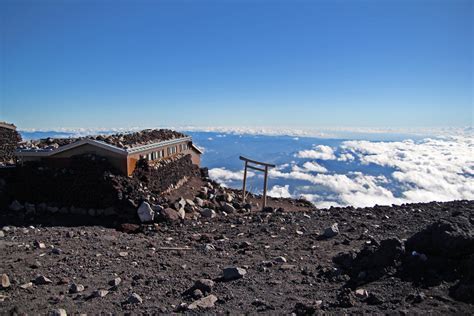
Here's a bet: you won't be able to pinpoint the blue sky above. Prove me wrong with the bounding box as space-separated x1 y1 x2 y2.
1 0 472 130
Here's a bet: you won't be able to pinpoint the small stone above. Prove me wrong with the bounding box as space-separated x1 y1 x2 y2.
34 275 53 285
193 289 203 299
177 208 186 220
322 223 339 238
51 247 63 255
137 201 154 223
0 230 4 238
221 203 235 214
1 274 10 288
161 208 180 221
222 267 246 281
126 293 143 304
34 240 46 249
188 294 218 310
224 193 233 203
108 277 121 286
274 256 287 263
119 252 128 257
200 208 216 218
195 197 205 207
194 279 215 293
355 288 369 299
49 308 67 316
92 289 109 298
69 283 85 293
20 282 33 289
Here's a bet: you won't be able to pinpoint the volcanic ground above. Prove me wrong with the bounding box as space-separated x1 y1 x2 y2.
0 184 473 314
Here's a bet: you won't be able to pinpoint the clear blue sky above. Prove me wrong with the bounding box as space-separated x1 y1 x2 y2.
1 0 472 130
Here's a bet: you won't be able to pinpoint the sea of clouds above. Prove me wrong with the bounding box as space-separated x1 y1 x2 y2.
205 131 473 209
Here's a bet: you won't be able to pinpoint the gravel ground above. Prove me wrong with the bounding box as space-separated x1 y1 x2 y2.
1 200 473 314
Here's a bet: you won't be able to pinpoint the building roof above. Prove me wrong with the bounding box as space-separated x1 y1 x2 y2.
0 122 17 130
16 129 200 157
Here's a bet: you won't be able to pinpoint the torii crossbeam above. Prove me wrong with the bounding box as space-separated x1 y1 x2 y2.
239 156 276 209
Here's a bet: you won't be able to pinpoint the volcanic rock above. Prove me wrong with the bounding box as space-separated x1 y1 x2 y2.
200 208 216 219
193 279 215 293
322 223 339 238
161 208 180 221
69 283 85 294
223 267 246 281
188 294 218 310
405 217 474 259
137 202 154 223
34 275 53 285
126 293 143 304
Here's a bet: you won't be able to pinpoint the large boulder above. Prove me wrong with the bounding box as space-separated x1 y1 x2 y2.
405 217 474 259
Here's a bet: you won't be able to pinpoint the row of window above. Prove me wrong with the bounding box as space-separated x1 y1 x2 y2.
139 143 190 161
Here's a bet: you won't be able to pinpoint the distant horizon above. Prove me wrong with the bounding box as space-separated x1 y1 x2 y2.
1 0 472 129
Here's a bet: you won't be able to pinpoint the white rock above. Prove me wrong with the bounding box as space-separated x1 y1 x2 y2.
178 208 186 220
1 274 10 288
49 309 67 316
188 294 218 309
137 202 154 222
355 288 369 299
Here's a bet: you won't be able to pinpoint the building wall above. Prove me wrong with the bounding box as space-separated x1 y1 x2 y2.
127 140 200 176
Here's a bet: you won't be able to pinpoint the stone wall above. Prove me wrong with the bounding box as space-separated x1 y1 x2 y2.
0 124 22 164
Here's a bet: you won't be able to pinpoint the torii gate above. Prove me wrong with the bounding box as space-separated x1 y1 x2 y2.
239 156 276 209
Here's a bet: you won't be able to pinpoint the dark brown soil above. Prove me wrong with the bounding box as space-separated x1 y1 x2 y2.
1 198 473 314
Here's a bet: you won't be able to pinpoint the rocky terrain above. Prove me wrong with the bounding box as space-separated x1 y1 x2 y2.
0 122 21 165
18 129 187 151
1 171 473 314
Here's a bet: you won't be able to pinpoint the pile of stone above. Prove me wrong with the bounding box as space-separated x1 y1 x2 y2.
0 122 22 164
93 129 187 149
134 180 252 224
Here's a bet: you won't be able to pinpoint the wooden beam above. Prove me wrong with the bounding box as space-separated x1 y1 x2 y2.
246 165 266 172
239 156 276 168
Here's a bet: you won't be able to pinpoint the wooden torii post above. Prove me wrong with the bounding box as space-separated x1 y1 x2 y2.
239 156 276 209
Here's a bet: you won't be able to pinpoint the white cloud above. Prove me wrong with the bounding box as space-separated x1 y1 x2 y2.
302 161 328 173
342 136 474 203
295 145 336 160
269 134 474 207
337 153 355 161
208 168 255 185
268 185 292 198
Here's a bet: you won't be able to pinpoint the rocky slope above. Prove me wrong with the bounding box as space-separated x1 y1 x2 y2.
1 191 473 314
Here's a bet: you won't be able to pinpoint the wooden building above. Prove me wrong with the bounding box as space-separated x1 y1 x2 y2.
15 134 202 176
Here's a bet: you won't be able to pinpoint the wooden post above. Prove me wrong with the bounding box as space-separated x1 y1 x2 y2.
263 165 268 208
242 160 248 203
